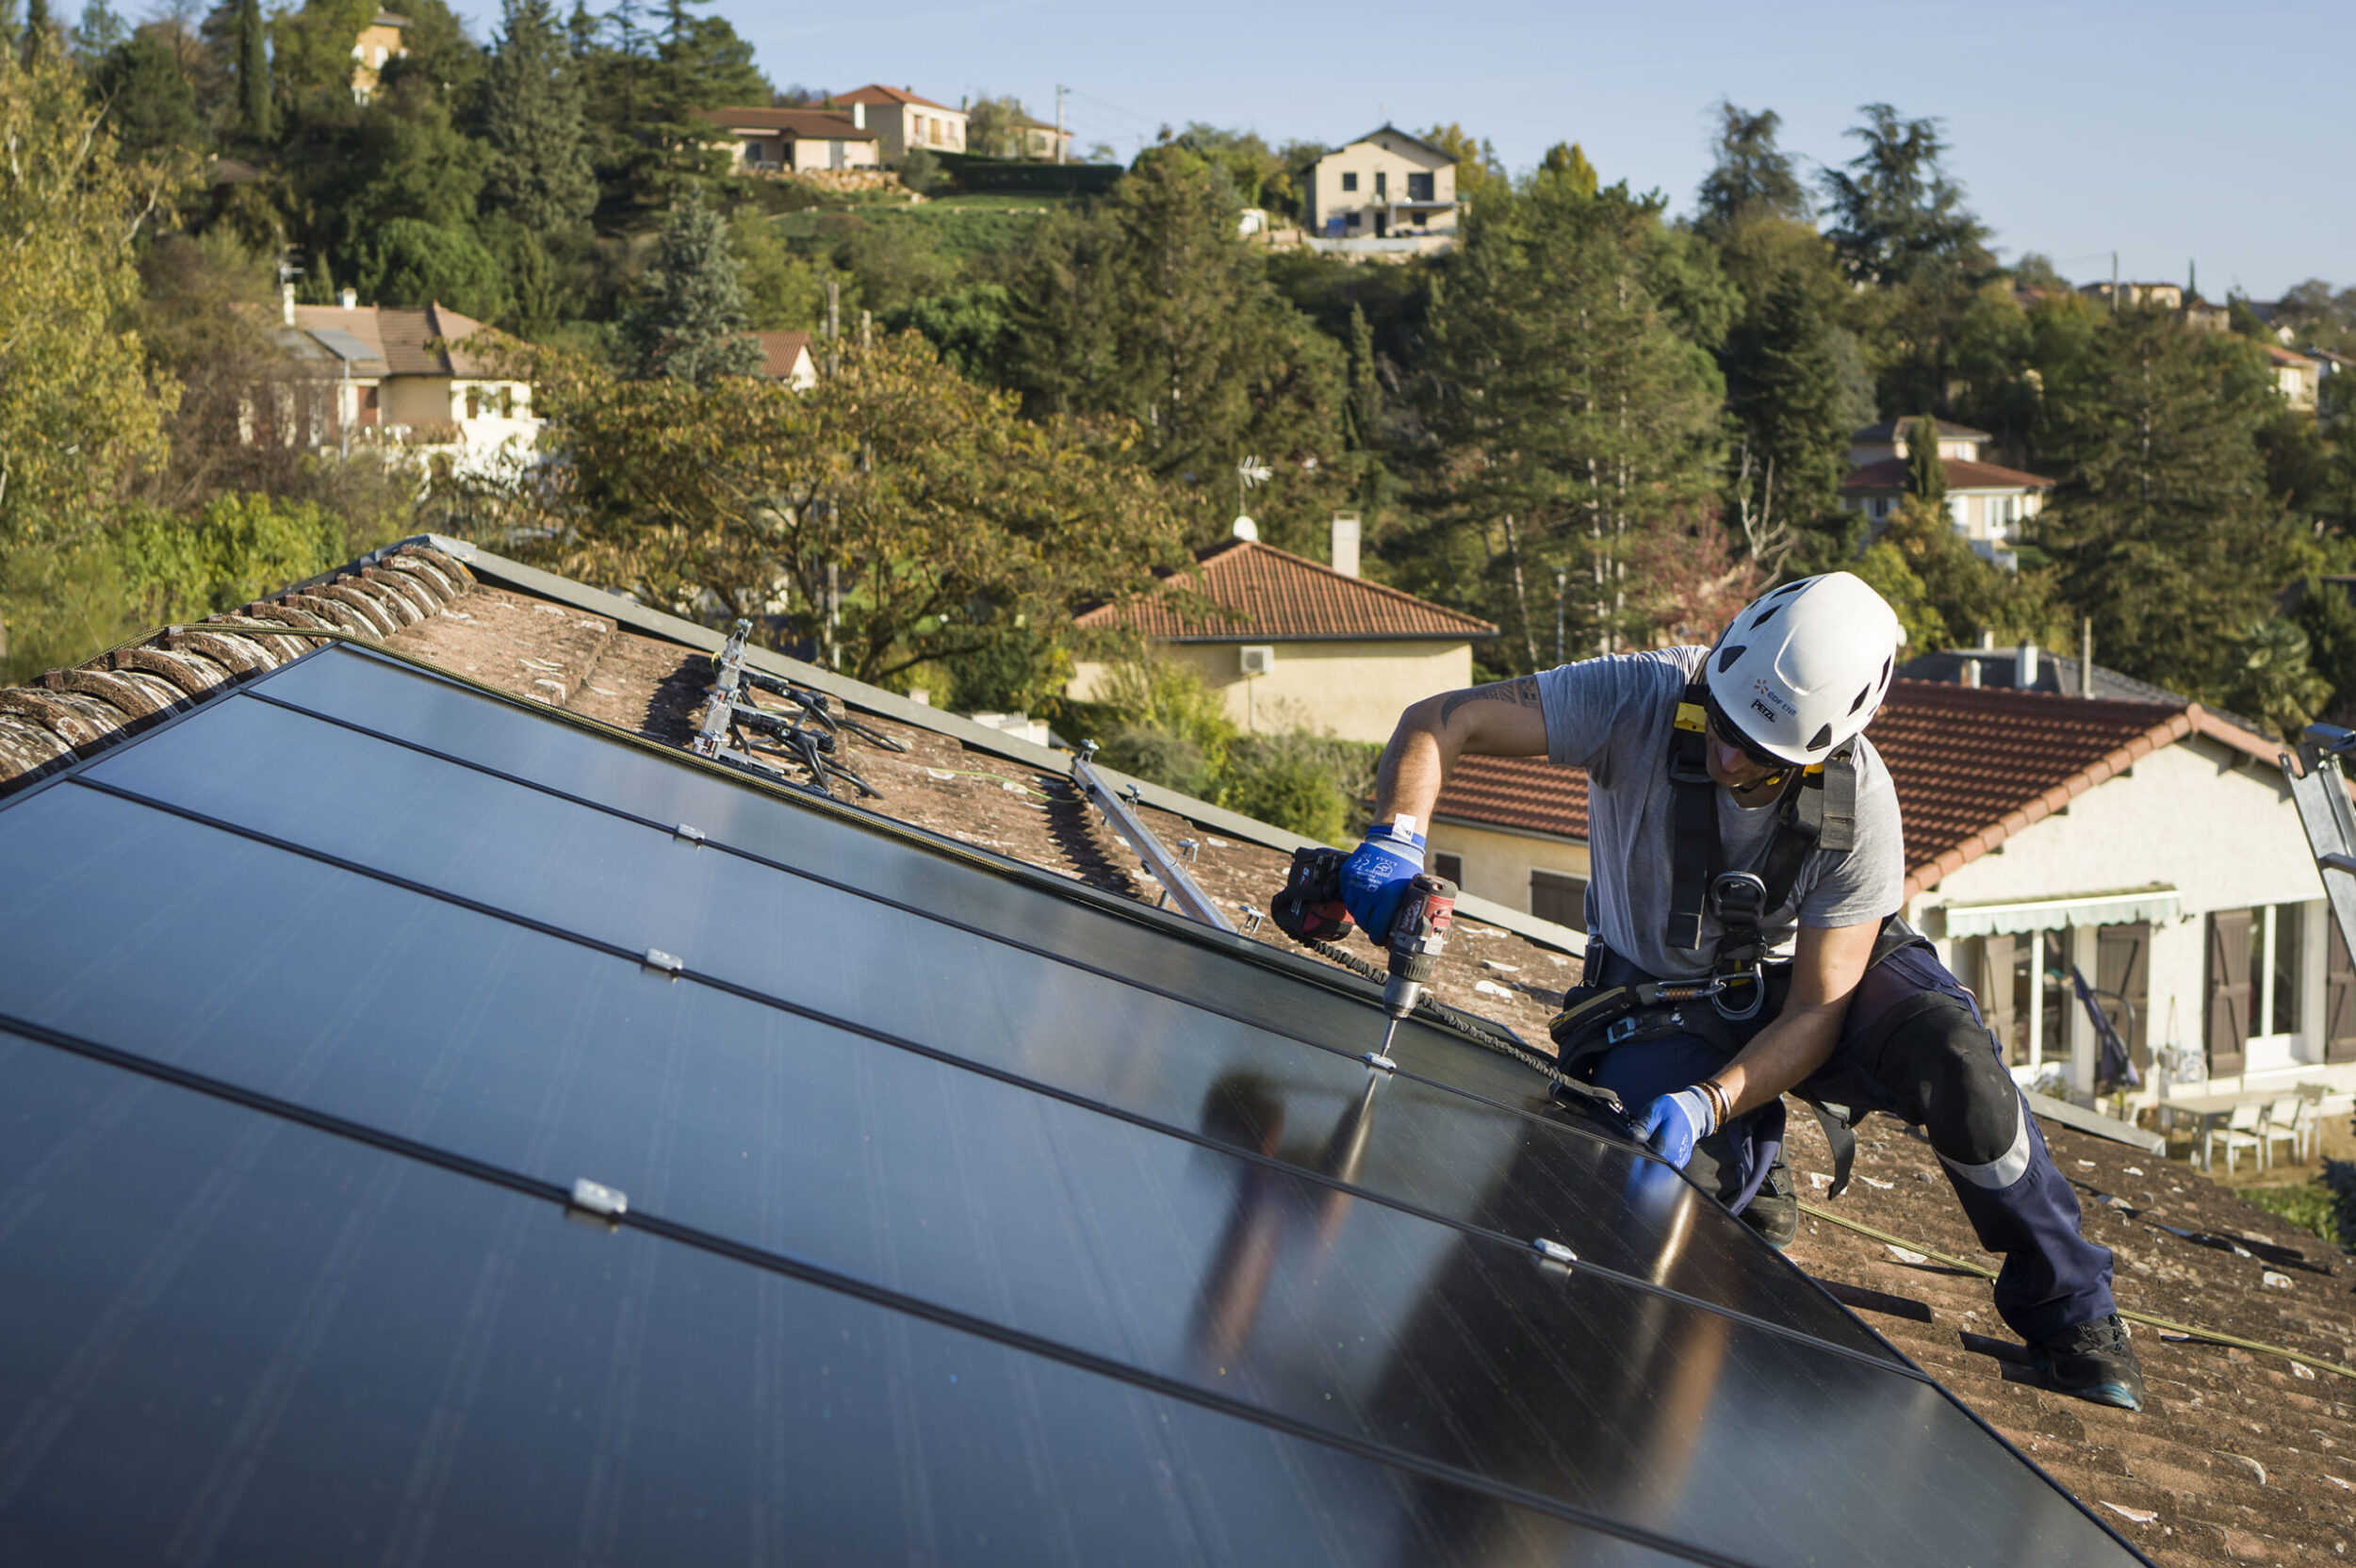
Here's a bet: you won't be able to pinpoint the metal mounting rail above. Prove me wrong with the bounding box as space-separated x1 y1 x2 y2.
2286 724 2356 961
1072 743 1236 934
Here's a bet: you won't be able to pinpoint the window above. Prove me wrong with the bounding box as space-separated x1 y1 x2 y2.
2253 902 2303 1037
1871 498 1890 520
1341 172 1358 192
1530 870 1587 931
1432 851 1464 886
1374 171 1388 199
465 385 482 421
1345 212 1362 230
1407 172 1434 203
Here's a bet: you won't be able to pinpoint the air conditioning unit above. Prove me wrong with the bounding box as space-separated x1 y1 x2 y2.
1238 645 1276 678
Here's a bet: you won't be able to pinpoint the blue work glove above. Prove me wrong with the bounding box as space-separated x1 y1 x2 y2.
1336 823 1427 942
1627 1086 1719 1168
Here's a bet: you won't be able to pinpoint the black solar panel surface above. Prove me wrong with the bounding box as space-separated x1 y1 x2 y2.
0 645 2144 1567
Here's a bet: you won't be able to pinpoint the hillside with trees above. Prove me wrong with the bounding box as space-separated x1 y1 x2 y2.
7 3 2356 768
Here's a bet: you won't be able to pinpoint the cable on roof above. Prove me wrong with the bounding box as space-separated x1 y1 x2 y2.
1797 1199 2356 1383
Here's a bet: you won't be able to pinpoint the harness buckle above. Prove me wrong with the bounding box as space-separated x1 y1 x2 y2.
1708 872 1768 928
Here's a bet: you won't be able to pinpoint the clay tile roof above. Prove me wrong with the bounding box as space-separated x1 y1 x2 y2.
1434 678 2289 903
1435 755 1588 840
2267 344 2320 367
1075 539 1497 642
750 329 813 380
1841 455 2056 493
838 83 956 112
695 106 878 140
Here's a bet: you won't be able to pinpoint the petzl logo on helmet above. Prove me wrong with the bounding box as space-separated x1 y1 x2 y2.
1751 678 1794 716
1750 697 1777 724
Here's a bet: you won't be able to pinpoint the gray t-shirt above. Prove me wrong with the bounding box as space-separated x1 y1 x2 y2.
1536 646 1904 980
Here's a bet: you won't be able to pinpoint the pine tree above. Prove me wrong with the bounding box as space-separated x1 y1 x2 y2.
480 0 595 239
1725 265 1848 568
233 0 270 143
2038 306 2292 697
1694 101 1808 238
619 187 761 384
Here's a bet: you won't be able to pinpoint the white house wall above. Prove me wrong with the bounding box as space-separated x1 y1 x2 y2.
1911 734 2333 1103
1071 640 1475 743
1425 820 1591 924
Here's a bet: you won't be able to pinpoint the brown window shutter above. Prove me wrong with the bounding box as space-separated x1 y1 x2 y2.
2096 922 2150 1071
2206 910 2250 1077
2327 916 2356 1064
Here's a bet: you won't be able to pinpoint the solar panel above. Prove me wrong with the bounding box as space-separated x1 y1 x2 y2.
0 644 2145 1565
303 325 384 365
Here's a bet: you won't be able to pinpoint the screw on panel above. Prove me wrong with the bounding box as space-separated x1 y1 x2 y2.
642 949 684 977
1531 1237 1577 1267
569 1178 629 1218
673 824 707 846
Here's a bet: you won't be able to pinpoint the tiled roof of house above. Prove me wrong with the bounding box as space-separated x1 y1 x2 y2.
750 329 813 380
838 83 957 112
1338 123 1453 161
2268 344 2322 368
1074 540 1497 642
1432 679 2284 901
288 302 498 377
5 543 2354 1564
1853 416 1992 442
1841 455 2057 493
695 106 878 140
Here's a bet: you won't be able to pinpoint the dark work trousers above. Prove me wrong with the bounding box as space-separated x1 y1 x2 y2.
1582 940 2117 1345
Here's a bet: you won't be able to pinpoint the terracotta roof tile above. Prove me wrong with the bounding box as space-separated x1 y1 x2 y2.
838 83 957 112
695 106 879 140
1841 456 2056 493
751 329 813 380
1076 540 1497 642
1432 681 2283 901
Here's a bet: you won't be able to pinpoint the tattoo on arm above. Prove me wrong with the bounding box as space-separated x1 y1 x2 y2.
1438 675 1542 727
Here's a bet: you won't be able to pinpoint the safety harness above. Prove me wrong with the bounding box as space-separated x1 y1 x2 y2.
1551 678 1909 1198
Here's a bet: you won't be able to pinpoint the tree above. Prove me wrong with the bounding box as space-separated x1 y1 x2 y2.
618 187 761 383
1537 140 1599 196
69 0 125 61
1001 149 1350 548
1819 104 1989 287
1693 101 1808 237
1420 122 1507 215
350 218 510 318
2037 306 2293 697
91 28 207 167
506 331 1186 685
1905 414 1947 505
963 93 1029 158
1724 256 1850 569
479 0 595 240
269 0 374 111
2293 577 2356 725
232 0 270 142
1408 174 1726 667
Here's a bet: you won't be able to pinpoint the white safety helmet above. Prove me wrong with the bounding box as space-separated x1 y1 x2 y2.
1702 572 1902 765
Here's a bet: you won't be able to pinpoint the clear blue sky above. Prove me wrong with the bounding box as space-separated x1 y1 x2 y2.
455 0 2353 299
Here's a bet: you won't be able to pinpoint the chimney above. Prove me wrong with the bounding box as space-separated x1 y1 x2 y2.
2015 640 2038 690
1961 659 1981 690
1330 513 1362 578
339 287 358 311
1977 628 1995 650
281 282 296 326
852 101 865 130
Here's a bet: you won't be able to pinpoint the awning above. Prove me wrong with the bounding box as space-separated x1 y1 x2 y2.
1939 885 2181 939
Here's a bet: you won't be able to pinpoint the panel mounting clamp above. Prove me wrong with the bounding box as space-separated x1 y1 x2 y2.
673 823 707 846
642 948 684 977
569 1178 629 1218
1531 1237 1578 1267
1361 1053 1397 1074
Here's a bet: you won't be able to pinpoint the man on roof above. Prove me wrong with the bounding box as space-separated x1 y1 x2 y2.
1331 572 2143 1411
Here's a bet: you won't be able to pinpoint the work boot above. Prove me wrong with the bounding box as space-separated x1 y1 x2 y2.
2030 1313 2145 1412
1740 1157 1799 1250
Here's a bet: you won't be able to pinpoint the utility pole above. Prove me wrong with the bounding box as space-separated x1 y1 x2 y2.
1055 84 1066 165
825 278 841 376
2110 252 2119 313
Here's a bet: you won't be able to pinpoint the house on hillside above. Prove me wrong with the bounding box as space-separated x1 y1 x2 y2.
1301 126 1461 257
1007 110 1072 162
834 85 968 161
1068 519 1497 742
696 107 880 172
1839 418 2054 568
351 10 408 102
750 330 817 388
264 290 537 470
2078 280 2183 311
2268 344 2322 413
1428 679 2344 1111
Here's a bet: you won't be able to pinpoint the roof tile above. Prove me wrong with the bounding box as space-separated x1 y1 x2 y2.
1076 540 1497 642
1841 456 2057 493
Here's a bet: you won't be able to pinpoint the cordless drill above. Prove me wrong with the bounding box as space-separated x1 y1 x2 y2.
1270 847 1457 1057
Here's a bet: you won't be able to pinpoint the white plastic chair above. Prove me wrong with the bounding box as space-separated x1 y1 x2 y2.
2261 1096 2305 1169
2207 1100 2264 1174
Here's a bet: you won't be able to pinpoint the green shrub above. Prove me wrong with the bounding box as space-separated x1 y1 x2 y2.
1096 725 1217 799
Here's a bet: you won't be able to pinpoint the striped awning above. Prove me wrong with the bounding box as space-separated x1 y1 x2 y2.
1939 885 2182 939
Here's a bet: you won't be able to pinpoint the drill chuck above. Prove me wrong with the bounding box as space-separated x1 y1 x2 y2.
1382 874 1458 1021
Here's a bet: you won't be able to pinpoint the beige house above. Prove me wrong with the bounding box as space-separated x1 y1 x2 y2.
351 10 408 102
1070 518 1496 742
1840 418 2054 567
1302 125 1461 256
1429 676 2353 1114
2078 280 2184 311
697 107 881 172
2268 344 2322 413
835 85 968 161
267 291 537 474
1008 111 1073 162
